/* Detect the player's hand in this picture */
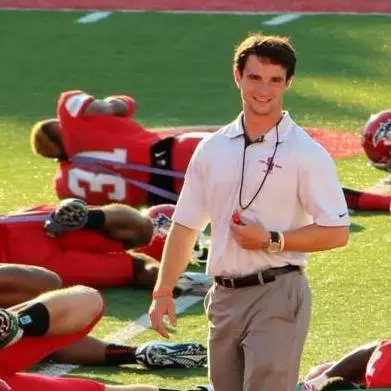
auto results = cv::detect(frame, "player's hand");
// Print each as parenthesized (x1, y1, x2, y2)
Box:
(304, 362, 334, 380)
(230, 215, 269, 250)
(148, 296, 176, 339)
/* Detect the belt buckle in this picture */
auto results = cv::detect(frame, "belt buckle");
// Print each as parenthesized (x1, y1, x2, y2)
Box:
(257, 272, 265, 285)
(222, 277, 235, 288)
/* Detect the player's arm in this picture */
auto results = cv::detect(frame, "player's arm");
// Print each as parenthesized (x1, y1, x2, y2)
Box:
(304, 341, 378, 389)
(57, 90, 136, 119)
(83, 95, 136, 118)
(323, 341, 377, 383)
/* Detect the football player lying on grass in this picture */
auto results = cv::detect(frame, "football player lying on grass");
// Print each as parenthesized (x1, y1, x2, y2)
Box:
(0, 199, 210, 294)
(30, 89, 211, 207)
(30, 90, 391, 213)
(0, 265, 207, 369)
(0, 200, 211, 368)
(0, 285, 207, 391)
(298, 339, 391, 389)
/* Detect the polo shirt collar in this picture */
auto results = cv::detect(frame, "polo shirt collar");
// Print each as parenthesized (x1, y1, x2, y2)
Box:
(224, 111, 294, 142)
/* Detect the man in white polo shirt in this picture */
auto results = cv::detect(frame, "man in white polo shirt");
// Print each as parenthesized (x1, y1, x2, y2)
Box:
(148, 32, 350, 391)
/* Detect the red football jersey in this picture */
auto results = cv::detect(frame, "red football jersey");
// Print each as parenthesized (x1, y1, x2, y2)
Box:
(55, 90, 160, 206)
(366, 340, 391, 387)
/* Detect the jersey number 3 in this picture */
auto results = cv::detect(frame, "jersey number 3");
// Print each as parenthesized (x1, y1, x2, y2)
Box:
(68, 149, 127, 201)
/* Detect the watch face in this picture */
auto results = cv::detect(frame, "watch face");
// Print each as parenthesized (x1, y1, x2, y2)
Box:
(268, 242, 281, 253)
(268, 231, 281, 253)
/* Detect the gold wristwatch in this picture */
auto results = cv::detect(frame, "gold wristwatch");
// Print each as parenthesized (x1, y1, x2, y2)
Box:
(267, 231, 282, 253)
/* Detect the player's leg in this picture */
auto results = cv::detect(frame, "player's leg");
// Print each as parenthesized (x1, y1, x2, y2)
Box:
(343, 187, 391, 211)
(10, 284, 103, 335)
(98, 203, 153, 248)
(45, 199, 153, 248)
(0, 264, 62, 307)
(48, 335, 139, 366)
(130, 253, 159, 289)
(3, 372, 209, 391)
(55, 250, 133, 287)
(0, 285, 103, 374)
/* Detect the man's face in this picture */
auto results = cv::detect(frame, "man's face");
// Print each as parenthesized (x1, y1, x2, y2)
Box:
(234, 54, 291, 117)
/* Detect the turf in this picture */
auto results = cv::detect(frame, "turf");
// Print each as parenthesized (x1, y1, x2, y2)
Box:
(0, 9, 390, 390)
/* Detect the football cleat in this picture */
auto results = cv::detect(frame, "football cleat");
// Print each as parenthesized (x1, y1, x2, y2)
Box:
(187, 387, 213, 391)
(135, 341, 207, 369)
(0, 309, 23, 349)
(173, 272, 213, 297)
(44, 198, 88, 237)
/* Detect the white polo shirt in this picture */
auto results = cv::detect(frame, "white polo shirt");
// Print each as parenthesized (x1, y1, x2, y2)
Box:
(173, 112, 350, 277)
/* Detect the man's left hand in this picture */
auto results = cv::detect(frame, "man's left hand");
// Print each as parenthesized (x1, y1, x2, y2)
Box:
(230, 219, 269, 250)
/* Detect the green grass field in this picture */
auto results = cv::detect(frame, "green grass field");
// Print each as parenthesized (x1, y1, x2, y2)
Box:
(0, 9, 391, 389)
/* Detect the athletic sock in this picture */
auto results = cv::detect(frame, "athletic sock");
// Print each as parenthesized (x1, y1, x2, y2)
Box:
(104, 344, 138, 365)
(18, 302, 50, 336)
(84, 209, 106, 230)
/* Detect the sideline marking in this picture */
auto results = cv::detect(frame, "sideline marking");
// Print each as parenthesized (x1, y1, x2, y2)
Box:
(263, 13, 302, 25)
(38, 295, 202, 376)
(77, 11, 111, 23)
(0, 9, 391, 16)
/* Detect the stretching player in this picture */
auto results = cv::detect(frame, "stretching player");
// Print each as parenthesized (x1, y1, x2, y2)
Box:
(0, 262, 209, 368)
(0, 286, 207, 391)
(30, 90, 391, 212)
(30, 89, 210, 206)
(0, 200, 210, 368)
(0, 199, 209, 290)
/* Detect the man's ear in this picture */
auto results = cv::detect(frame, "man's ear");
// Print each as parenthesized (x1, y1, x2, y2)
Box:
(286, 76, 294, 89)
(233, 67, 242, 89)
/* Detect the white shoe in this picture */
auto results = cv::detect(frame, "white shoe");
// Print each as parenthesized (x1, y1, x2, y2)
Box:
(135, 341, 207, 369)
(174, 272, 213, 297)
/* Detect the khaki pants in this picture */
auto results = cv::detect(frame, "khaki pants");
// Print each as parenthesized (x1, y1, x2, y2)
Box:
(204, 270, 311, 391)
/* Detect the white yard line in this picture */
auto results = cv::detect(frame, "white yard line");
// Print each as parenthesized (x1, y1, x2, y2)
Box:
(0, 9, 391, 16)
(263, 13, 302, 25)
(76, 11, 111, 23)
(38, 295, 202, 376)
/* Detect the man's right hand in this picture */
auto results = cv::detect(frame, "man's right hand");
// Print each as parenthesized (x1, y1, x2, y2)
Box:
(148, 296, 176, 339)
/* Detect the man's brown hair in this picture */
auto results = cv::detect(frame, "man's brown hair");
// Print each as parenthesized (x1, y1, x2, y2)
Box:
(233, 32, 296, 80)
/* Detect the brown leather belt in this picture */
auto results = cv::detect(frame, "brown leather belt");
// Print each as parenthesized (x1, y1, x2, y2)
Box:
(215, 265, 301, 289)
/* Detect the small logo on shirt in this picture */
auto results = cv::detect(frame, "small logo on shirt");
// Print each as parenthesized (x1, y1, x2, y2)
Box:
(338, 212, 347, 218)
(154, 151, 168, 167)
(154, 151, 166, 159)
(258, 157, 282, 173)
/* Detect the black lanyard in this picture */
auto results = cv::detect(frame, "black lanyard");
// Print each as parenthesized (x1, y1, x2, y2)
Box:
(238, 117, 282, 211)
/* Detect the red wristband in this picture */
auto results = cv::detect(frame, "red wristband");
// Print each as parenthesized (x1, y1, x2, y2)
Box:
(152, 287, 173, 299)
